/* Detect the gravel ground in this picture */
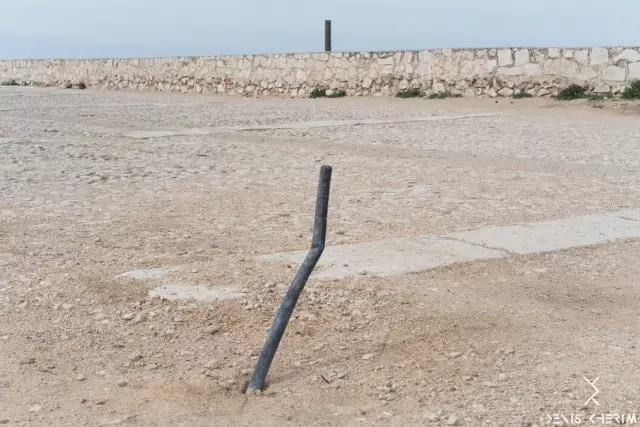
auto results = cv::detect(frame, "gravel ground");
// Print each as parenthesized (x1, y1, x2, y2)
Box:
(1, 87, 640, 426)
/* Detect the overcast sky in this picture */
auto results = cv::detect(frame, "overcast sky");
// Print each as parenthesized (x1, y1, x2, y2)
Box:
(1, 0, 639, 59)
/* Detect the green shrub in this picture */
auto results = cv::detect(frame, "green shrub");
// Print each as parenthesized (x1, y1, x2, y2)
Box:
(2, 78, 18, 86)
(310, 88, 347, 98)
(327, 89, 346, 98)
(512, 92, 533, 99)
(622, 79, 640, 100)
(396, 88, 423, 98)
(77, 82, 86, 90)
(554, 84, 587, 100)
(65, 82, 73, 89)
(427, 91, 461, 99)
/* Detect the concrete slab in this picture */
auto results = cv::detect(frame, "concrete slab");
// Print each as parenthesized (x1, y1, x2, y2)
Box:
(261, 236, 507, 279)
(615, 209, 640, 222)
(450, 214, 640, 255)
(225, 114, 495, 131)
(149, 283, 245, 302)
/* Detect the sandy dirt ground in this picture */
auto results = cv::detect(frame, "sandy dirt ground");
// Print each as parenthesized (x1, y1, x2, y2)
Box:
(1, 87, 640, 426)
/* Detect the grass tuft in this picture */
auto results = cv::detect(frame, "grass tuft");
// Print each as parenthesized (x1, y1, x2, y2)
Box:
(427, 91, 461, 99)
(310, 88, 347, 98)
(396, 88, 423, 98)
(553, 84, 587, 100)
(622, 79, 640, 100)
(327, 89, 346, 98)
(512, 92, 533, 99)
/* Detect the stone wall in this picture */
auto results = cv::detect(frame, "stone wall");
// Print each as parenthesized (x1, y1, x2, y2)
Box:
(2, 47, 640, 97)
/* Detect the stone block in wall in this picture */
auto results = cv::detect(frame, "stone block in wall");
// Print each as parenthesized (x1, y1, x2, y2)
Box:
(498, 49, 513, 66)
(524, 63, 542, 77)
(576, 67, 598, 81)
(459, 60, 474, 77)
(295, 69, 307, 83)
(498, 66, 524, 76)
(377, 55, 394, 66)
(590, 47, 609, 65)
(418, 50, 432, 63)
(574, 50, 589, 65)
(380, 65, 394, 76)
(614, 49, 640, 63)
(629, 62, 640, 79)
(311, 52, 329, 61)
(604, 65, 626, 81)
(548, 48, 561, 58)
(514, 49, 530, 66)
(541, 58, 578, 76)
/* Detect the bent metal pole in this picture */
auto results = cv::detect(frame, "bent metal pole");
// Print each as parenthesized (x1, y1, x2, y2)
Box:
(246, 165, 332, 392)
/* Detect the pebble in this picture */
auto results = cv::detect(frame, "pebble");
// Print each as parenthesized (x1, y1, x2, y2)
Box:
(446, 414, 458, 425)
(129, 353, 143, 362)
(0, 419, 9, 425)
(361, 353, 375, 360)
(76, 374, 86, 381)
(484, 381, 498, 388)
(20, 357, 36, 365)
(205, 325, 221, 335)
(122, 313, 135, 321)
(358, 270, 368, 276)
(204, 359, 221, 370)
(509, 396, 519, 403)
(498, 373, 507, 381)
(62, 303, 74, 310)
(29, 404, 42, 413)
(117, 380, 128, 387)
(132, 314, 143, 324)
(448, 352, 462, 359)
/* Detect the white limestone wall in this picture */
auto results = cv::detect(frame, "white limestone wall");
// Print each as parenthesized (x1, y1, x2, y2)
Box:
(1, 47, 639, 97)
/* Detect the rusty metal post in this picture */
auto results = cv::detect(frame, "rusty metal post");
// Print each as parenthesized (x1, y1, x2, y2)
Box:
(246, 165, 332, 392)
